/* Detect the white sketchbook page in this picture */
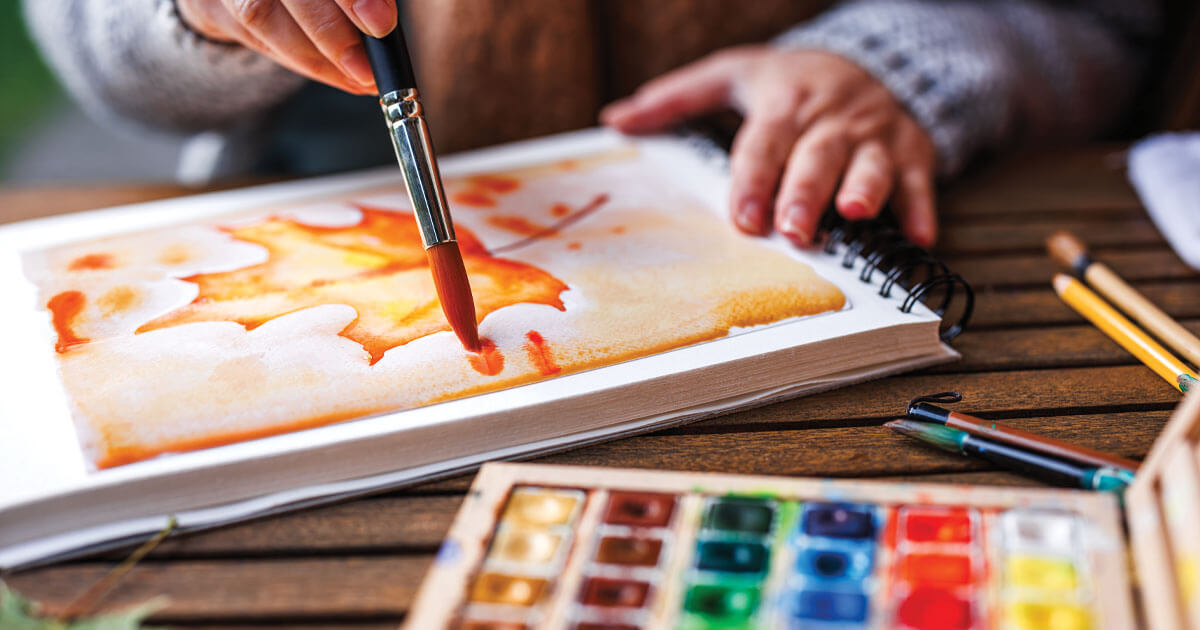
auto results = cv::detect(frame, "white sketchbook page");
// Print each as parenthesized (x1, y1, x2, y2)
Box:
(0, 128, 939, 512)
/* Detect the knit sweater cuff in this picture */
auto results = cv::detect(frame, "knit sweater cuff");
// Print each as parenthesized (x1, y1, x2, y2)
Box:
(26, 0, 306, 134)
(773, 2, 1007, 177)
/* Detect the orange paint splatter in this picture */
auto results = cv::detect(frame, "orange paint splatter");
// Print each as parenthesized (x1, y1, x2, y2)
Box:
(556, 159, 580, 171)
(550, 203, 570, 217)
(450, 174, 522, 209)
(471, 175, 520, 193)
(611, 226, 627, 234)
(567, 241, 582, 251)
(524, 330, 560, 375)
(487, 215, 548, 236)
(467, 338, 505, 376)
(69, 253, 113, 271)
(48, 291, 89, 352)
(159, 245, 192, 265)
(99, 286, 140, 315)
(452, 191, 496, 207)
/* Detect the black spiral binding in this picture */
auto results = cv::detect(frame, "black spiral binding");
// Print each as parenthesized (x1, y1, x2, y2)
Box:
(678, 123, 974, 343)
(817, 212, 973, 342)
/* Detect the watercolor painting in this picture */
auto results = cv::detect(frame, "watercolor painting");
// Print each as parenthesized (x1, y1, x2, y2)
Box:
(21, 146, 845, 469)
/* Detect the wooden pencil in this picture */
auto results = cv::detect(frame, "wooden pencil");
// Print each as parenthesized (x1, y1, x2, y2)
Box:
(1048, 230, 1200, 369)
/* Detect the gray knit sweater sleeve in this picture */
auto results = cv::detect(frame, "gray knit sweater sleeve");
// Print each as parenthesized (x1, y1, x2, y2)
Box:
(23, 0, 305, 135)
(776, 0, 1159, 176)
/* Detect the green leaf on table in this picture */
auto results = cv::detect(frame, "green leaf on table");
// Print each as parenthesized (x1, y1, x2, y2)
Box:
(0, 582, 166, 629)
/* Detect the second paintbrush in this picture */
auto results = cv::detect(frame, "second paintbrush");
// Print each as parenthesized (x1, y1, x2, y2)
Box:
(886, 419, 1134, 494)
(907, 393, 1140, 474)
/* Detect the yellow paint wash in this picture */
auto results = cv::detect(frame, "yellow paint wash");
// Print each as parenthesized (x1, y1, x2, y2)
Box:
(1006, 555, 1079, 592)
(1007, 601, 1092, 630)
(341, 250, 390, 268)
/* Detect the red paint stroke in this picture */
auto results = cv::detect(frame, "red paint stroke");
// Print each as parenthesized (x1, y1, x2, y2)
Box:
(550, 203, 570, 217)
(69, 253, 114, 271)
(48, 291, 89, 352)
(468, 338, 505, 376)
(524, 330, 560, 375)
(491, 193, 610, 255)
(488, 215, 547, 236)
(451, 191, 496, 208)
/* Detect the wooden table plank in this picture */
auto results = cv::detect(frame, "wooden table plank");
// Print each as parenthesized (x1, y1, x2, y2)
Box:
(940, 145, 1139, 216)
(938, 320, 1200, 372)
(696, 365, 1181, 429)
(970, 280, 1200, 327)
(92, 411, 1163, 560)
(937, 218, 1164, 254)
(946, 249, 1193, 287)
(4, 557, 426, 620)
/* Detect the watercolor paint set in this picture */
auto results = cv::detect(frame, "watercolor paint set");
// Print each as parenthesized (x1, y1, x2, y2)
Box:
(406, 470, 1131, 629)
(406, 392, 1200, 629)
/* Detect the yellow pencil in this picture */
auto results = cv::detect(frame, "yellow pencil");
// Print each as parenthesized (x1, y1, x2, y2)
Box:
(1054, 273, 1198, 393)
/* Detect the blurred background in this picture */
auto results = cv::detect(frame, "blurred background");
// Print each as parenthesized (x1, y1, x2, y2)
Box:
(1, 2, 187, 184)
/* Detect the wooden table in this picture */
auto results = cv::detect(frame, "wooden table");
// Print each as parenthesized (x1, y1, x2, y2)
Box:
(4, 145, 1197, 629)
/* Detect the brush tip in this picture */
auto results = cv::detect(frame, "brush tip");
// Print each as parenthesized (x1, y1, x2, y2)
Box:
(426, 242, 481, 353)
(886, 419, 966, 454)
(1046, 230, 1089, 270)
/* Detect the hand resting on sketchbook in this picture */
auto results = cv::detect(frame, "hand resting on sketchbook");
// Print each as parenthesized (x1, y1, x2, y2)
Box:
(602, 47, 937, 249)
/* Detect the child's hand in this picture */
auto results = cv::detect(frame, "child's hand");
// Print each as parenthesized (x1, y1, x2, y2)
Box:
(176, 0, 398, 96)
(602, 47, 937, 247)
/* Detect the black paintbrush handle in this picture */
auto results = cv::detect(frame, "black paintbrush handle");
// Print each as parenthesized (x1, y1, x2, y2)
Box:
(362, 25, 417, 95)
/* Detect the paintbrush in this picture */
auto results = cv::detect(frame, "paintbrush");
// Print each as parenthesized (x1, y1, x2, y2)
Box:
(907, 393, 1140, 474)
(362, 25, 481, 352)
(1047, 230, 1200, 369)
(885, 419, 1134, 493)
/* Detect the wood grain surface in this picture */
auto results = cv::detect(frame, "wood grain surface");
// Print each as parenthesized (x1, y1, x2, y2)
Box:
(2, 145, 1194, 628)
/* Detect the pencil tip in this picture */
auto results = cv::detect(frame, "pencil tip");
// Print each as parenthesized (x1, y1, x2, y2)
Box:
(1052, 273, 1073, 293)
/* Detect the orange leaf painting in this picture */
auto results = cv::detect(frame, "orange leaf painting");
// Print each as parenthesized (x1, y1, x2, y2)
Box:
(24, 145, 847, 469)
(136, 206, 567, 365)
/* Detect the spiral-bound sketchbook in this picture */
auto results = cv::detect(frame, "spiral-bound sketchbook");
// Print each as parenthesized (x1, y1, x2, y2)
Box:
(0, 129, 970, 568)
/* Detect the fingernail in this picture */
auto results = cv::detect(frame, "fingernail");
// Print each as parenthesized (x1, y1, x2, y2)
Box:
(734, 199, 765, 235)
(353, 0, 397, 38)
(779, 204, 812, 245)
(341, 45, 376, 88)
(841, 199, 870, 219)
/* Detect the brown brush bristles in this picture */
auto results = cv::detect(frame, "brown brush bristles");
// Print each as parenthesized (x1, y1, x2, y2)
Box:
(1046, 230, 1089, 271)
(426, 242, 481, 352)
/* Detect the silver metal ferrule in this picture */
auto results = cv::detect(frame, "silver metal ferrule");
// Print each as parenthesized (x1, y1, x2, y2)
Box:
(380, 88, 455, 248)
